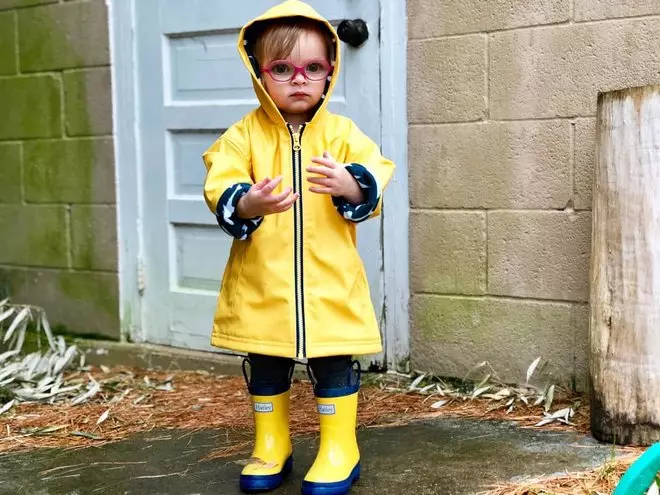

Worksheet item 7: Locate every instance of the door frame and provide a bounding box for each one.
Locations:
[109,0,410,371]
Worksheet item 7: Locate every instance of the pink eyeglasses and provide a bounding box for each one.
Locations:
[261,59,333,82]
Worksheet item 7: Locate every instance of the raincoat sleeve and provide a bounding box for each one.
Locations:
[333,121,396,223]
[202,127,263,241]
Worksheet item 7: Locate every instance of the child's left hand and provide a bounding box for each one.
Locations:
[307,152,365,205]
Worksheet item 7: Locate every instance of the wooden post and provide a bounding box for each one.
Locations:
[590,85,660,446]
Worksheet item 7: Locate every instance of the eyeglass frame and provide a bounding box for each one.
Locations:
[260,58,333,82]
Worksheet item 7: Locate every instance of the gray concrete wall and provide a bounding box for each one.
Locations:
[0,0,118,338]
[407,0,660,389]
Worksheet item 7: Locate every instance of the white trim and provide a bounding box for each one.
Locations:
[110,0,145,343]
[380,0,410,371]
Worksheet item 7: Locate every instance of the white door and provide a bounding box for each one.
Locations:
[135,0,384,360]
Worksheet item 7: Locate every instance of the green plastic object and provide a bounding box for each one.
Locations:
[613,443,660,495]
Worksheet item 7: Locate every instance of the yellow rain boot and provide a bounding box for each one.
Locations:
[302,389,361,494]
[239,389,293,492]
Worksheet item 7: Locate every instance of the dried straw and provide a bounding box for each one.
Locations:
[480,450,647,495]
[0,367,586,458]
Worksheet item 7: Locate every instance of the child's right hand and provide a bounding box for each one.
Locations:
[236,176,299,219]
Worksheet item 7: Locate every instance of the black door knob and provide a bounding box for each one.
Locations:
[337,19,369,48]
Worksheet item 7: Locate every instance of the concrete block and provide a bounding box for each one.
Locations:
[0,205,68,267]
[411,294,589,389]
[575,0,660,21]
[410,211,486,295]
[409,121,571,208]
[24,138,115,204]
[408,0,569,38]
[490,18,660,119]
[64,68,113,136]
[0,11,17,75]
[574,118,596,210]
[0,267,26,301]
[0,76,61,139]
[488,211,592,302]
[0,143,22,203]
[11,269,119,339]
[0,0,56,9]
[574,307,589,390]
[408,35,486,123]
[18,1,109,72]
[71,205,117,271]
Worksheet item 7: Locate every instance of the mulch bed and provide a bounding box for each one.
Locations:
[480,450,647,495]
[2,366,649,494]
[0,366,587,459]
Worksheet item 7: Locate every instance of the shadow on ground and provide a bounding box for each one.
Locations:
[0,418,617,495]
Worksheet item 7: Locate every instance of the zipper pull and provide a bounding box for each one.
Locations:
[291,130,301,151]
[289,124,302,151]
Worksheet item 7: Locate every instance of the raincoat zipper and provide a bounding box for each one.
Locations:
[289,124,306,358]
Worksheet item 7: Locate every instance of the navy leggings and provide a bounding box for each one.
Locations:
[244,353,358,396]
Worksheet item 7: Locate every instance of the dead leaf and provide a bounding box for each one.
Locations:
[544,385,555,412]
[0,400,15,416]
[96,409,110,425]
[409,373,426,390]
[494,389,511,399]
[70,431,103,440]
[535,418,555,427]
[0,308,15,325]
[41,314,56,351]
[475,374,491,390]
[471,386,490,398]
[430,400,449,409]
[549,407,571,419]
[3,308,29,343]
[0,350,20,364]
[526,356,542,383]
[36,425,67,435]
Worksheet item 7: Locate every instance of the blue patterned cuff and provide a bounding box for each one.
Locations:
[215,183,263,240]
[332,164,380,223]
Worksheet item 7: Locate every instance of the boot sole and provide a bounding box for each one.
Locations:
[240,455,293,493]
[301,462,361,495]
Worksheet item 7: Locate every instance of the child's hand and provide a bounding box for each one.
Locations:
[307,152,365,205]
[236,176,299,219]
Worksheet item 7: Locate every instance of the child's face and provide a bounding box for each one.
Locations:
[261,30,330,123]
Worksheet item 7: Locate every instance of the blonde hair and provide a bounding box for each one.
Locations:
[253,18,333,65]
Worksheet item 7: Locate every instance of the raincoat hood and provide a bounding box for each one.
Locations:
[237,0,341,126]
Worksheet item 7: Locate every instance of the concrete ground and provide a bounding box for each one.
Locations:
[0,417,618,495]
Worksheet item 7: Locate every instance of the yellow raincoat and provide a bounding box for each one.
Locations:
[202,0,395,359]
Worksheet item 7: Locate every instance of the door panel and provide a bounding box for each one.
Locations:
[136,0,384,359]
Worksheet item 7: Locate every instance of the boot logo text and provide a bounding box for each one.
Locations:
[254,402,273,413]
[317,404,336,415]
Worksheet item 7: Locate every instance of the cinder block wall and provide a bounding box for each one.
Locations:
[0,0,118,338]
[407,1,660,389]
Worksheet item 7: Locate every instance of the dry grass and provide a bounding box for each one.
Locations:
[0,366,585,457]
[480,450,647,495]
